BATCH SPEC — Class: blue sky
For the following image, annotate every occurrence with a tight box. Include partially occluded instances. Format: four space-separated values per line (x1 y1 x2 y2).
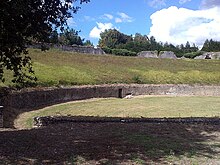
70 0 220 47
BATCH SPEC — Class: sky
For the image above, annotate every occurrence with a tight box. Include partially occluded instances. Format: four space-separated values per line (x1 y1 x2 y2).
70 0 220 47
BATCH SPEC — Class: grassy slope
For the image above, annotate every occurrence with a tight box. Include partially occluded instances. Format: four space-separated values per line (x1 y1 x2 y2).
2 48 220 87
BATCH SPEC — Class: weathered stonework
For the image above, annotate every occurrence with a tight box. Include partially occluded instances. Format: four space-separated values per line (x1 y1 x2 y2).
194 52 220 60
28 43 106 55
34 116 220 127
159 51 177 59
1 84 220 127
137 51 158 58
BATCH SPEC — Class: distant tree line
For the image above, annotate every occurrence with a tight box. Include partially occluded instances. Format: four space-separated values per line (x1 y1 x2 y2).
98 29 199 57
45 28 220 58
46 28 93 46
201 39 220 52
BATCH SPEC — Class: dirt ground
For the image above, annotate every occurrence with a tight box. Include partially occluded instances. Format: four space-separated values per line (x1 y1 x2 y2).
0 122 220 165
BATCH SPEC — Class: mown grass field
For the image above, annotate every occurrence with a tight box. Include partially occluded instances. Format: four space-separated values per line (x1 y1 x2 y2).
13 96 220 164
2 48 220 87
16 96 220 129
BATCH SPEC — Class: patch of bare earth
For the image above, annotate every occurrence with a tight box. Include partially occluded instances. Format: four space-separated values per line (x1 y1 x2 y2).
0 122 220 165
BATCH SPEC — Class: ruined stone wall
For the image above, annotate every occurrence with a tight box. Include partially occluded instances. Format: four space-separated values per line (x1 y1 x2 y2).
137 51 177 59
3 84 220 110
28 43 106 55
194 52 220 60
1 84 220 127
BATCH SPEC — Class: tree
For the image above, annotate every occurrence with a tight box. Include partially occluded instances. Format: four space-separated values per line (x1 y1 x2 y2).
48 30 59 44
83 40 93 46
201 39 220 52
134 33 149 43
99 29 132 49
59 28 84 45
1 0 90 87
185 41 191 48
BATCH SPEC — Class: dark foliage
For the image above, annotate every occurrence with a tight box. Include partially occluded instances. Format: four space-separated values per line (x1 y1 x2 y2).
99 30 199 57
201 39 220 52
0 0 90 87
112 49 137 56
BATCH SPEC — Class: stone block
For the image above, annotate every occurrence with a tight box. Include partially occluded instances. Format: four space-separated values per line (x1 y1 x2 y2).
159 51 177 59
137 51 158 58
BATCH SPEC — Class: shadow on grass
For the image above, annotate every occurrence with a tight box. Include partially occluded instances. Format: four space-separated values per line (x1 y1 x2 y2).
0 117 220 164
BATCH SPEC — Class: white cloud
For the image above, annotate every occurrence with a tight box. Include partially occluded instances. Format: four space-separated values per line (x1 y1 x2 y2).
89 22 114 38
115 18 122 23
149 6 220 47
67 18 76 27
103 14 113 20
201 0 220 9
115 12 134 23
148 0 166 8
179 0 191 4
148 0 192 8
84 16 96 21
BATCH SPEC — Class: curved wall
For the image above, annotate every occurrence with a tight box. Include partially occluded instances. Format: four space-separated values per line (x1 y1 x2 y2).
1 84 220 127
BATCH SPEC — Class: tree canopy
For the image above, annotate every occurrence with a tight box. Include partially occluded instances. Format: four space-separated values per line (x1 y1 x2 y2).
0 0 90 87
201 39 220 52
99 29 133 49
99 29 199 57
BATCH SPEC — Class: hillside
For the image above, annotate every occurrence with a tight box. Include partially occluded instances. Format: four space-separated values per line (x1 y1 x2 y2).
2 48 220 87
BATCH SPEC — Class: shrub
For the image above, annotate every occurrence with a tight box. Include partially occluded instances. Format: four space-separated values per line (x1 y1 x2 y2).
112 49 137 56
184 51 204 59
102 47 112 54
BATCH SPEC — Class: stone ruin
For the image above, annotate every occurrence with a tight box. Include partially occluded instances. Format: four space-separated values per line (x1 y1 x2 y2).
28 43 106 55
194 52 220 60
1 84 220 128
138 51 177 59
137 51 158 58
33 116 220 128
159 51 177 59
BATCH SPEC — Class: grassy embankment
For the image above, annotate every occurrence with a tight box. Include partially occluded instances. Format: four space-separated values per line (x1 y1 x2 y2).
16 96 220 129
2 48 220 87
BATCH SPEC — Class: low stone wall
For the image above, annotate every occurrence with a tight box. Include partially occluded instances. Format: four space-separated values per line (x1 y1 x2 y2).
195 52 220 60
137 51 158 58
1 84 220 127
28 43 106 55
33 116 220 127
137 51 177 59
4 84 220 109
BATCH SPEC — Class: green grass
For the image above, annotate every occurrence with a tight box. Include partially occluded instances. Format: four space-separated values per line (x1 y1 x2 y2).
1 48 220 87
16 96 220 128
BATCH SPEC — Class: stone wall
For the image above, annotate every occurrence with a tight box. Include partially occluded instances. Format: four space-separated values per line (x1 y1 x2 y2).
33 116 220 127
137 51 158 58
159 51 177 59
137 51 177 59
1 84 220 127
194 52 220 60
28 43 106 55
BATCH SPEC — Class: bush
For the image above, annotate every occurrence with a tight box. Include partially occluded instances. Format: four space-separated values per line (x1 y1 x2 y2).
112 49 137 56
102 47 112 54
184 51 204 59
